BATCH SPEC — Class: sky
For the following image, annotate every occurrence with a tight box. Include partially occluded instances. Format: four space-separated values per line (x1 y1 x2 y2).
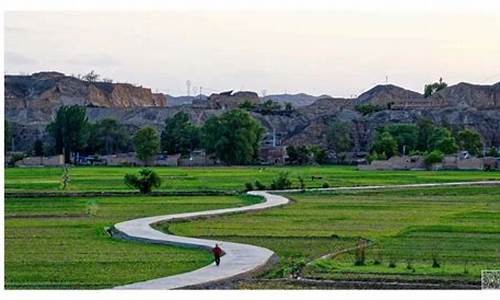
4 1 500 97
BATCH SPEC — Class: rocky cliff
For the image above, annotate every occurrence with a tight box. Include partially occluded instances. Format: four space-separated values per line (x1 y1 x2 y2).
5 72 166 124
5 72 500 153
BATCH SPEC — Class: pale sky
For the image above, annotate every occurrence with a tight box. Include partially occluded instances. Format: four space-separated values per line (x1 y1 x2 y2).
5 3 500 97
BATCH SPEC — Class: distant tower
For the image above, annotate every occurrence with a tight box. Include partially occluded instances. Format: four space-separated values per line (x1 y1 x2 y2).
261 89 267 97
385 76 388 84
199 86 203 99
186 80 191 96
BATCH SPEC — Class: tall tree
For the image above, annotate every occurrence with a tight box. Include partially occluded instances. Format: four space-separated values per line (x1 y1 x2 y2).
160 112 200 156
430 128 458 154
133 127 160 164
371 131 398 158
33 140 44 156
385 124 418 154
202 109 263 165
457 129 483 156
88 119 129 155
327 121 353 154
47 105 89 163
416 118 435 151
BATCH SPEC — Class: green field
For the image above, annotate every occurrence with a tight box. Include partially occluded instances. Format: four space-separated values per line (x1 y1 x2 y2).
4 166 500 289
4 194 260 289
5 165 500 193
165 185 500 282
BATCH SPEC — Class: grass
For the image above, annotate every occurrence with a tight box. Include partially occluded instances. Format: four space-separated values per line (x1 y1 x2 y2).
5 165 500 193
166 186 500 281
4 194 261 289
5 166 500 288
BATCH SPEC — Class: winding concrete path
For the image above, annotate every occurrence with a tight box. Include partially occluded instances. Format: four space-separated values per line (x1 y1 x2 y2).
112 180 500 289
113 191 289 289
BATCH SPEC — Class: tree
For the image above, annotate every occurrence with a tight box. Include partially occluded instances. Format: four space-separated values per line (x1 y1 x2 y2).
33 140 44 156
416 118 435 151
371 131 398 158
430 128 458 154
82 70 100 82
327 121 353 154
487 147 499 157
424 150 444 166
133 127 160 163
284 102 293 111
385 124 418 154
457 129 483 156
47 105 89 163
424 78 447 98
88 119 129 155
160 112 200 156
355 103 384 115
239 100 256 111
201 109 263 165
257 99 281 114
124 168 162 194
286 145 311 165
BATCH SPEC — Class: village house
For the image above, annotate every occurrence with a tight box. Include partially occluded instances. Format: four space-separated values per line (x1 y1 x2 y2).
359 153 500 171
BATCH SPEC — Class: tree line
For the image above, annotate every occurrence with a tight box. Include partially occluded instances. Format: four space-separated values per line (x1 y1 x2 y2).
6 104 498 166
35 105 264 165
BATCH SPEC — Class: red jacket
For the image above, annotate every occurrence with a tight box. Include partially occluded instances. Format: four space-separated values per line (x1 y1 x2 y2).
212 246 222 257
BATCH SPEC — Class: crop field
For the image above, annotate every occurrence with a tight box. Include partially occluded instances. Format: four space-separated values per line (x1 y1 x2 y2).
166 185 500 282
5 165 500 193
4 194 259 289
4 166 500 289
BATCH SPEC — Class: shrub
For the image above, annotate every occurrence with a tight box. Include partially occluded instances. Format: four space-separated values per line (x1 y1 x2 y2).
270 171 292 190
388 260 396 268
124 168 162 194
367 151 387 163
244 182 254 191
254 180 266 190
355 103 384 115
9 153 26 166
424 150 443 165
432 257 440 268
322 182 330 188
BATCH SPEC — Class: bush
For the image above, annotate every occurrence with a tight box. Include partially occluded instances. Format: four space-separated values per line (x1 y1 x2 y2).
244 182 254 191
355 103 384 115
254 180 266 190
432 258 440 268
424 150 443 165
270 172 292 190
322 182 330 188
124 168 162 194
367 151 387 163
9 153 26 166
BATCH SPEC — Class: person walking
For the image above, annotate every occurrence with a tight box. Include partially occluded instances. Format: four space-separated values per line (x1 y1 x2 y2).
212 243 223 266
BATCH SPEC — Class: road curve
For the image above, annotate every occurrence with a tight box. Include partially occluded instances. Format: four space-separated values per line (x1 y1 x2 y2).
112 191 289 289
112 181 500 289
